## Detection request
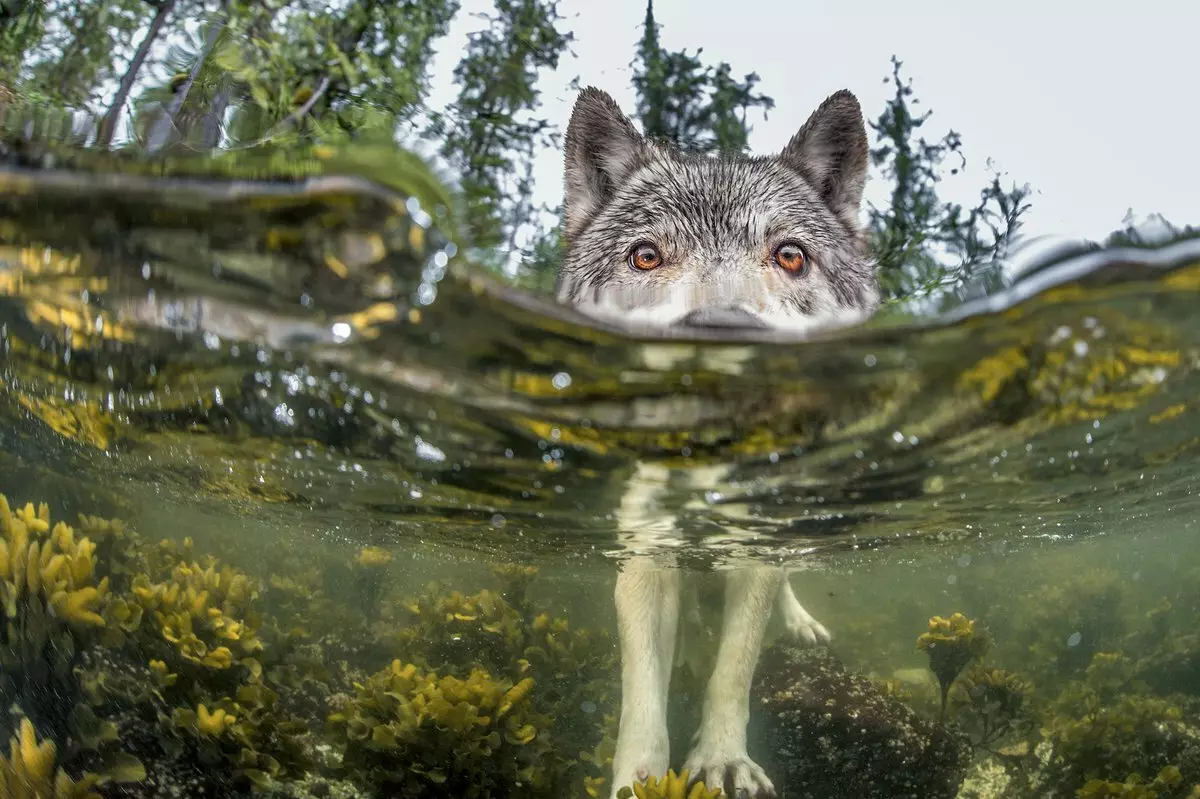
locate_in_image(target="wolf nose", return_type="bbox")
[679,306,767,330]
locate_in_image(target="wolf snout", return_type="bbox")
[679,306,768,330]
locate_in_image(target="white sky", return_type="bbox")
[423,0,1199,252]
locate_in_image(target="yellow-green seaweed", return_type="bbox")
[615,769,723,799]
[1076,765,1183,798]
[329,658,551,796]
[917,612,990,718]
[0,718,101,799]
[0,495,111,652]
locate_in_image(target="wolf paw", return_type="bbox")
[682,742,775,798]
[609,727,669,799]
[779,590,830,646]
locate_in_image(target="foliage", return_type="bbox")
[0,486,624,796]
[1076,766,1184,799]
[1010,652,1198,798]
[381,565,618,794]
[866,56,1032,309]
[430,0,573,262]
[631,0,773,155]
[951,665,1036,751]
[0,717,102,799]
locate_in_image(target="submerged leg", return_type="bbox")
[610,557,680,798]
[683,566,783,798]
[776,574,831,645]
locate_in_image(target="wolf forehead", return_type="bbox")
[573,154,856,257]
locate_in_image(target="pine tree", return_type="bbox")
[630,0,771,153]
[867,57,1031,309]
[706,62,773,154]
[431,0,573,263]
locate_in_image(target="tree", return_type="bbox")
[515,0,773,289]
[145,3,229,152]
[0,0,45,84]
[707,62,773,154]
[630,0,772,154]
[430,0,573,263]
[866,57,1032,310]
[22,1,147,112]
[95,0,180,148]
[232,0,460,143]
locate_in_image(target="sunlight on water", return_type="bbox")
[1,143,1199,798]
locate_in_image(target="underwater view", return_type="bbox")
[1,2,1199,798]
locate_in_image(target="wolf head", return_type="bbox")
[556,87,879,334]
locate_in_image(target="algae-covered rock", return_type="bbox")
[750,644,970,799]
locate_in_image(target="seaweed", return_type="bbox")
[0,718,102,799]
[951,664,1037,753]
[327,659,550,797]
[4,480,1200,799]
[917,612,990,720]
[615,769,723,799]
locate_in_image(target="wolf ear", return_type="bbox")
[563,87,647,240]
[781,90,869,222]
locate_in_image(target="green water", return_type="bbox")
[1,142,1199,799]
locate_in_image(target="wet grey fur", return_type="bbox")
[556,86,879,335]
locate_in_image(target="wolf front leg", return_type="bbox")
[777,574,831,645]
[609,557,680,798]
[683,565,782,798]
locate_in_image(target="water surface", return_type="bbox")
[1,147,1199,799]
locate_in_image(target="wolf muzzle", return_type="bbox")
[678,306,768,330]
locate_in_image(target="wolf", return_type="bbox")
[555,86,879,798]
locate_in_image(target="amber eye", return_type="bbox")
[772,241,808,274]
[628,242,664,271]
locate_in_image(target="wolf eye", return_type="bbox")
[773,241,808,274]
[628,242,663,271]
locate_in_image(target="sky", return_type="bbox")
[422,0,1199,256]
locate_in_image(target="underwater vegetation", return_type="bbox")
[0,488,623,798]
[908,610,1200,799]
[0,717,102,799]
[918,612,991,719]
[616,770,723,799]
[328,660,548,797]
[2,486,1200,798]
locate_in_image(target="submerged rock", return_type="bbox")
[750,645,970,799]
